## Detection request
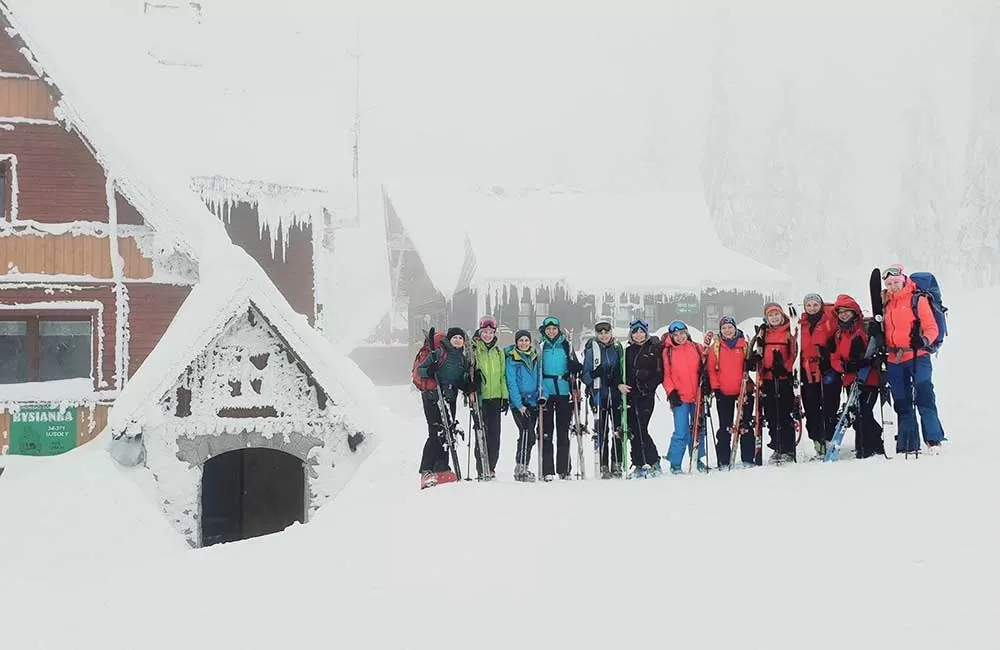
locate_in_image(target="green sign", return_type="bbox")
[9,406,78,456]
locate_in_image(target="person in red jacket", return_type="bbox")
[798,293,840,458]
[707,316,755,468]
[748,302,798,463]
[882,264,945,453]
[829,294,885,458]
[662,320,711,474]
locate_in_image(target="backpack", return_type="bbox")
[909,272,948,353]
[411,330,447,391]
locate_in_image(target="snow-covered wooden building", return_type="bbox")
[384,183,792,352]
[0,0,377,547]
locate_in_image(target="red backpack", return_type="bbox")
[411,330,448,391]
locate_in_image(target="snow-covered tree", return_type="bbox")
[894,90,957,277]
[959,13,1000,287]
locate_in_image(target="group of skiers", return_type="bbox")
[413,264,948,487]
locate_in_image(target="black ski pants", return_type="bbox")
[853,385,885,458]
[420,391,457,473]
[802,378,842,443]
[761,377,797,455]
[474,398,503,476]
[512,406,538,466]
[594,403,623,470]
[540,395,573,476]
[715,392,756,466]
[626,394,659,468]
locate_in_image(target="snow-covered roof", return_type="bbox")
[2,0,355,226]
[105,245,379,439]
[384,182,791,299]
[0,0,232,261]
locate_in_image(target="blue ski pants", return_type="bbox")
[666,401,706,468]
[886,356,945,453]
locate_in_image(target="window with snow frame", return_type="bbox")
[164,305,329,420]
[0,309,98,386]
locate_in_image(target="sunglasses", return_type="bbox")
[882,267,904,280]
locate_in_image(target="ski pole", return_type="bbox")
[466,411,474,481]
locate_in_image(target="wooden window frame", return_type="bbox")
[0,310,99,387]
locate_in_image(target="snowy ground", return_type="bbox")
[1,290,998,650]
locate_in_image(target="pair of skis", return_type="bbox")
[464,337,493,481]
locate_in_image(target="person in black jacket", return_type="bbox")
[581,319,624,478]
[618,318,664,477]
[416,327,471,481]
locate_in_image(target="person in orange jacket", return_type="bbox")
[748,303,798,463]
[829,294,885,458]
[707,316,755,468]
[798,293,840,458]
[662,320,711,474]
[882,265,945,453]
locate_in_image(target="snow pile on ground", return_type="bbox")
[0,288,996,649]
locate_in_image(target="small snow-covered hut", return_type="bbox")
[384,182,791,350]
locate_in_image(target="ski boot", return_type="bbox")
[779,453,796,464]
[600,465,612,480]
[696,460,709,474]
[633,465,648,479]
[647,462,663,477]
[513,464,536,483]
[611,466,623,479]
[542,474,555,482]
[669,464,683,475]
[558,473,571,480]
[813,440,827,459]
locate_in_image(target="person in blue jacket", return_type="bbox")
[505,329,540,482]
[581,319,624,478]
[537,316,583,480]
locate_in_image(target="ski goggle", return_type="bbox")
[542,317,560,328]
[629,318,649,333]
[667,320,687,334]
[882,267,904,280]
[478,316,497,330]
[595,320,612,333]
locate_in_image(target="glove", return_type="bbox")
[423,387,440,401]
[772,351,790,379]
[568,358,584,374]
[668,390,682,409]
[843,359,860,374]
[746,353,762,370]
[910,330,925,351]
[500,399,509,414]
[818,351,833,374]
[713,389,723,402]
[701,378,712,397]
[822,370,839,386]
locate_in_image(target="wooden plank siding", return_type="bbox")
[0,403,111,454]
[0,77,56,121]
[127,283,192,376]
[1,123,109,222]
[0,16,35,76]
[223,202,315,324]
[0,234,154,279]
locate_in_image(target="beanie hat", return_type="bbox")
[718,315,737,329]
[446,327,466,341]
[514,329,531,343]
[478,315,497,330]
[802,293,823,307]
[764,302,784,316]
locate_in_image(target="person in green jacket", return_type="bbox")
[471,316,509,479]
